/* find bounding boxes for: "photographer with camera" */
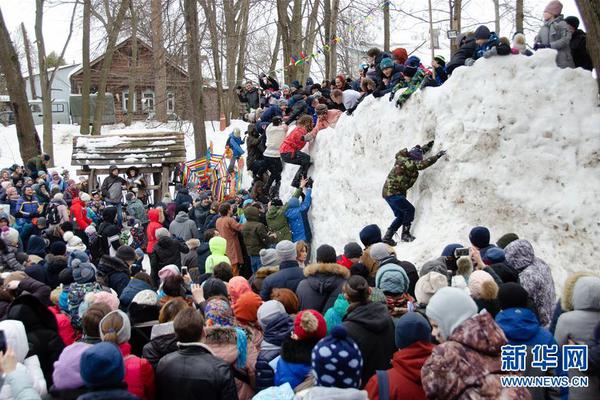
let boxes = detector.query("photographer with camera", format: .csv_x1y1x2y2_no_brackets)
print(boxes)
382,141,446,245
236,81,261,111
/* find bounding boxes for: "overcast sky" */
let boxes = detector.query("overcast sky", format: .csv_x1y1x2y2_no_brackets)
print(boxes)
0,0,583,67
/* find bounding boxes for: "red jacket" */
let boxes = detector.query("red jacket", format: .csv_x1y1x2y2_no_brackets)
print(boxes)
70,198,92,230
146,209,163,253
280,126,308,156
365,341,434,400
119,342,155,400
337,255,354,269
48,305,77,346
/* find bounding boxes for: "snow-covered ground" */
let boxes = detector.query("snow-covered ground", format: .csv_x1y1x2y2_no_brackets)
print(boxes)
279,50,600,289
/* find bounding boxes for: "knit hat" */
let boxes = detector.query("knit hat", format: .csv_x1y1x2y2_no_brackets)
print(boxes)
369,242,391,261
420,258,448,277
233,292,263,324
544,0,563,16
53,192,65,201
125,192,135,202
426,287,478,340
469,226,490,248
474,25,491,40
441,243,464,257
379,57,394,70
403,65,418,78
202,278,228,299
294,310,327,341
58,268,74,285
79,192,91,203
132,290,158,306
204,298,234,327
316,244,337,264
71,258,96,284
468,270,497,299
63,231,86,252
483,247,506,265
116,245,136,263
498,282,530,310
80,342,125,388
434,55,446,66
395,312,431,349
359,224,381,247
415,271,448,305
259,248,280,267
257,300,287,330
86,291,120,311
311,326,363,388
68,250,89,268
227,276,252,305
375,264,409,294
391,48,408,64
276,240,297,262
52,342,89,390
350,263,369,279
155,227,170,239
158,264,180,282
1,227,19,246
343,242,362,259
99,310,131,344
564,16,579,29
496,233,519,249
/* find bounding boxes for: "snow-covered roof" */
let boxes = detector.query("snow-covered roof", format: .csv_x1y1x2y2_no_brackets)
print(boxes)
23,63,81,80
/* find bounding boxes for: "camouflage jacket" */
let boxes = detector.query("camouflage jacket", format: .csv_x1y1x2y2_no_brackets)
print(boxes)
382,142,440,197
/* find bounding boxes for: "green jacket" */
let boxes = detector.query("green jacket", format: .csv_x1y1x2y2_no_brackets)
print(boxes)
126,199,148,224
241,206,271,256
392,69,427,108
205,236,231,273
266,188,302,243
382,142,441,197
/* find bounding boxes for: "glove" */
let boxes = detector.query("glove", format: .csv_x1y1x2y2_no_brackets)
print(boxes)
437,150,447,158
534,43,549,50
465,58,475,67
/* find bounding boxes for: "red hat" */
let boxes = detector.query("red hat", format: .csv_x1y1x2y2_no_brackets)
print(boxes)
233,292,263,324
293,310,327,341
392,48,408,64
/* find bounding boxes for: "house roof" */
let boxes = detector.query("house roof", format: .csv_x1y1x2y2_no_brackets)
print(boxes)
70,36,189,78
23,63,81,80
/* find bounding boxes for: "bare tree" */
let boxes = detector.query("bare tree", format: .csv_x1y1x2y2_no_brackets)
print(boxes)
183,0,207,156
575,0,600,93
383,0,390,52
80,0,91,134
449,0,462,54
20,23,36,99
126,1,138,126
0,8,42,162
152,0,168,122
516,0,524,32
493,0,500,34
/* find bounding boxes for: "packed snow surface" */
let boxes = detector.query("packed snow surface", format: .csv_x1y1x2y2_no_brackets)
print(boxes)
280,49,600,287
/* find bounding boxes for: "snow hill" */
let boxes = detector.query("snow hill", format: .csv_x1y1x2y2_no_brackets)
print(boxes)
280,49,600,287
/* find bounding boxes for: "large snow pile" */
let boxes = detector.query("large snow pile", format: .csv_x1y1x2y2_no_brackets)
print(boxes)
281,49,600,286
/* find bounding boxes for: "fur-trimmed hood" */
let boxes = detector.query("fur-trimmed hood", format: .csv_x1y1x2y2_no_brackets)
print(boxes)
255,266,279,279
303,262,350,278
203,325,238,346
561,271,596,311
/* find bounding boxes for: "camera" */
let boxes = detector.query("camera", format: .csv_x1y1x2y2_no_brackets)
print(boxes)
454,247,470,258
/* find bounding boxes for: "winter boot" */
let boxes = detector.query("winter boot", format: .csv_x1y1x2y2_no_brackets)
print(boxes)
306,177,314,188
382,229,398,246
401,225,416,242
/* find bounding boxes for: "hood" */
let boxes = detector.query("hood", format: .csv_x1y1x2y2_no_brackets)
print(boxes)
148,208,160,223
303,263,349,296
288,197,300,209
27,235,47,258
571,276,600,311
98,255,130,274
174,211,189,223
304,262,350,279
46,254,68,273
255,265,279,279
0,320,29,362
244,206,260,222
150,321,175,340
7,294,58,331
495,308,542,343
448,312,507,356
102,207,118,223
344,301,392,333
391,341,435,385
263,314,293,346
505,239,535,271
560,272,596,311
71,197,84,207
209,236,227,256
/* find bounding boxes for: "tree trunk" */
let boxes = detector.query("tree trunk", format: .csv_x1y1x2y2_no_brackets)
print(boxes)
35,0,53,164
92,0,130,135
383,1,390,52
199,0,225,124
575,0,600,93
21,23,36,99
450,0,462,55
516,0,524,33
0,8,42,161
329,0,340,78
152,0,167,122
493,0,500,34
126,1,138,126
236,0,250,87
301,0,321,83
183,0,207,157
81,0,91,134
269,27,281,75
323,0,331,79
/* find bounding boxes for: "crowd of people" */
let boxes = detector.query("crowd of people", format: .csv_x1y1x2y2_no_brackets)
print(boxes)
0,1,597,399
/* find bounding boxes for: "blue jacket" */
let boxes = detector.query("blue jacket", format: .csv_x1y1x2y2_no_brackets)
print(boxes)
227,133,245,158
119,278,153,311
374,63,404,98
260,260,305,300
255,314,293,392
274,359,311,390
15,195,40,222
260,104,283,124
285,189,312,243
474,33,511,60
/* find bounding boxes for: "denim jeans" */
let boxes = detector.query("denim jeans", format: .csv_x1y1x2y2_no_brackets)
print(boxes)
250,255,262,273
384,194,415,232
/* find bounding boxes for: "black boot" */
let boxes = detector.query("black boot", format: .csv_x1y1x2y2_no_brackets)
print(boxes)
382,228,397,246
401,224,416,242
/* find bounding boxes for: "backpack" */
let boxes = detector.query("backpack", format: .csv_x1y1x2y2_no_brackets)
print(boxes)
46,203,61,225
89,234,104,265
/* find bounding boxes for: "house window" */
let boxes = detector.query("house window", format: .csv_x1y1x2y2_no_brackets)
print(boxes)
167,92,175,113
142,90,155,113
122,90,137,112
30,104,42,113
51,104,64,113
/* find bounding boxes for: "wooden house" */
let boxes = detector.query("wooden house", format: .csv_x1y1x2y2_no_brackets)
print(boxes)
70,37,220,123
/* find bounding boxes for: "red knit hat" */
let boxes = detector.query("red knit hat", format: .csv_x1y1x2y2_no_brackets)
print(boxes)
233,292,263,324
392,48,408,65
293,310,327,341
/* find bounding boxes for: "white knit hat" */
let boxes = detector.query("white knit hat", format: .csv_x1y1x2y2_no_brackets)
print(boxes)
132,290,158,306
63,231,87,252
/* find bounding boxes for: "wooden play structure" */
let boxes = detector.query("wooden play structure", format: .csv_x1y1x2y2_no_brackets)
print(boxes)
72,130,186,200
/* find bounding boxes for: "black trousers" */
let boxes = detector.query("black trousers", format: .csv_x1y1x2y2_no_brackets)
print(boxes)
280,151,311,188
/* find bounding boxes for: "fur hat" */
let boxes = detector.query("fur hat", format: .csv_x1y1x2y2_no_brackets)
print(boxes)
293,310,327,341
53,192,64,201
544,0,563,16
468,270,498,300
186,238,200,250
415,271,448,305
276,240,297,262
259,248,280,267
312,326,363,389
456,256,473,277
